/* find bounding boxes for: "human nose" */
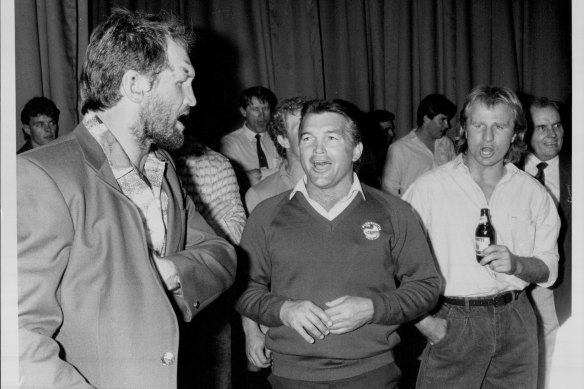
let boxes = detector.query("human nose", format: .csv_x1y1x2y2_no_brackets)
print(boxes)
545,126,557,138
484,126,494,141
184,87,196,107
314,139,326,153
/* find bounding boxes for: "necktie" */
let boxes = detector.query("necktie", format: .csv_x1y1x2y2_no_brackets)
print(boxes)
255,134,268,169
535,162,548,185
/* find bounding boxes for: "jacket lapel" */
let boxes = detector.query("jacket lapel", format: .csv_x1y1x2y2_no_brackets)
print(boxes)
74,123,122,192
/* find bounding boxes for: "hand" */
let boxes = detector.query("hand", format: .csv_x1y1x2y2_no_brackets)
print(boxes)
480,245,518,275
324,296,374,335
247,169,263,185
280,300,332,344
244,322,272,368
415,315,447,345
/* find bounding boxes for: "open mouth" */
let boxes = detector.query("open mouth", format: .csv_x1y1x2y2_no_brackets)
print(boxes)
312,160,331,172
176,111,190,131
479,146,494,158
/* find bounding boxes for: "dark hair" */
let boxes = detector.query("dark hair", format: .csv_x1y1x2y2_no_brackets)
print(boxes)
79,8,194,114
21,96,60,125
299,99,363,168
524,97,562,147
299,99,363,145
368,109,395,124
239,86,277,111
457,85,527,164
416,94,457,126
268,96,312,158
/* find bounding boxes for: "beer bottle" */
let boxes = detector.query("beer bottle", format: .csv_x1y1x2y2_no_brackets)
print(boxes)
475,208,496,262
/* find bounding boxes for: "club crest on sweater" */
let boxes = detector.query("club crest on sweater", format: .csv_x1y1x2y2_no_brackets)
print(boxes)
361,221,381,240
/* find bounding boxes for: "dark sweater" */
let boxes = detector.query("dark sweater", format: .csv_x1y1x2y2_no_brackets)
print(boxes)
236,184,441,381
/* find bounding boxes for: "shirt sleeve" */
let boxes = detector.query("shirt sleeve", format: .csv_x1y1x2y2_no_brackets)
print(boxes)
532,190,561,288
382,144,404,196
367,199,442,325
235,206,288,327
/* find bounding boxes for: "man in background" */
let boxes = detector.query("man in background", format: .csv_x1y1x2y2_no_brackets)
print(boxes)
221,86,281,189
382,94,456,196
18,96,60,153
17,9,236,388
244,96,309,213
523,97,571,389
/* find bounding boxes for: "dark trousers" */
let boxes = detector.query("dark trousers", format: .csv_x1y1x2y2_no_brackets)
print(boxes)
268,363,400,389
416,292,538,389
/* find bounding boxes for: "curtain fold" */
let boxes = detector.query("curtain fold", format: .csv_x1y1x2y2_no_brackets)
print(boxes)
15,0,571,149
15,0,88,147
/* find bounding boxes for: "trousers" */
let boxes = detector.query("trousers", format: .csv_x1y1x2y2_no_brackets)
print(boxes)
416,292,537,389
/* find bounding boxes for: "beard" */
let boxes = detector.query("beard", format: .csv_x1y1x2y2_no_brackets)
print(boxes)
137,93,187,150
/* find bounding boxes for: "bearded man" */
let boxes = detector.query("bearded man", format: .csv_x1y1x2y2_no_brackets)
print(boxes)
17,9,236,388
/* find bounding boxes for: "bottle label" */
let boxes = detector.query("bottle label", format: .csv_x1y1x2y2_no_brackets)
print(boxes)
478,215,488,224
476,237,491,254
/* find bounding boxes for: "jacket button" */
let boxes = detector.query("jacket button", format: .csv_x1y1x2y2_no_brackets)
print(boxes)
194,301,200,309
161,352,175,366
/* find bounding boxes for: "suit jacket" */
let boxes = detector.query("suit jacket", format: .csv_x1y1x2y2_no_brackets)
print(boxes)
17,138,33,154
17,124,237,388
555,153,572,324
519,152,572,324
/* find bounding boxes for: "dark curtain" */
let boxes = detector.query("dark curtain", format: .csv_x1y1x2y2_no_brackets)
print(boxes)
15,0,571,150
15,0,88,148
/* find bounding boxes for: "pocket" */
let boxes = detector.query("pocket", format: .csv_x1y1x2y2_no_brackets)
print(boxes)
505,214,536,256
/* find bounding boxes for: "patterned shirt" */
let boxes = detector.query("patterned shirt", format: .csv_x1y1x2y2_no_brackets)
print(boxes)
84,113,179,291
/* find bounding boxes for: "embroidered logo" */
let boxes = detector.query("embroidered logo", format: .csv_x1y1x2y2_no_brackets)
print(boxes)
361,222,381,240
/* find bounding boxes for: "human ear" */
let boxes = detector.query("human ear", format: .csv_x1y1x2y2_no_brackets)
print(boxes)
277,134,290,149
120,70,151,103
240,107,247,118
352,142,364,162
23,125,31,137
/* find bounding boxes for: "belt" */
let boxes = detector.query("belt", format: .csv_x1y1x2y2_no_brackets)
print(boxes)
443,290,523,308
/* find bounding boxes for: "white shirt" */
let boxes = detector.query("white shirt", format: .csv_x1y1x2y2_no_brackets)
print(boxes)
403,155,559,297
525,154,560,205
382,129,455,196
220,124,281,185
290,173,365,221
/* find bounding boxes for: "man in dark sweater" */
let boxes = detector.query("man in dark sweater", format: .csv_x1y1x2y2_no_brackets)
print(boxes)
236,99,441,388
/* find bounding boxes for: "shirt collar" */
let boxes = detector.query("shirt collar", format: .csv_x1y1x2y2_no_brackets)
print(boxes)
243,124,265,142
456,153,520,184
525,153,559,170
289,172,366,202
83,112,166,179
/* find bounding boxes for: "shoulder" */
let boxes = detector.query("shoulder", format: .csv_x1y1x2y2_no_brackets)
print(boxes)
363,185,414,214
18,128,85,176
221,127,246,144
248,190,291,220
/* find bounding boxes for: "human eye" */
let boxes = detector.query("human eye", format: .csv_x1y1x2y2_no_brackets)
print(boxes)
300,134,313,143
553,123,563,130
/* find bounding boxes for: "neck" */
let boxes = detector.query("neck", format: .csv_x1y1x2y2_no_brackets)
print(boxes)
286,157,305,182
94,104,149,168
306,176,354,211
415,126,437,151
464,154,506,202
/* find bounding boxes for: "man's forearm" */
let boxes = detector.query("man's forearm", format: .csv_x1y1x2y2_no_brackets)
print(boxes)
513,255,550,284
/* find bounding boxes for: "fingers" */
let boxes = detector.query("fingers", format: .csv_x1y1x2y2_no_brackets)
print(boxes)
324,296,347,308
280,300,332,344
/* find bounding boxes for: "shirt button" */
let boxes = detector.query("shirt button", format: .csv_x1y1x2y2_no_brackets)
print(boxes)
161,352,175,366
194,301,200,309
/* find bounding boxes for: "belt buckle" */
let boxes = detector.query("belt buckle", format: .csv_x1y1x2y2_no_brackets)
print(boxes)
493,294,506,307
